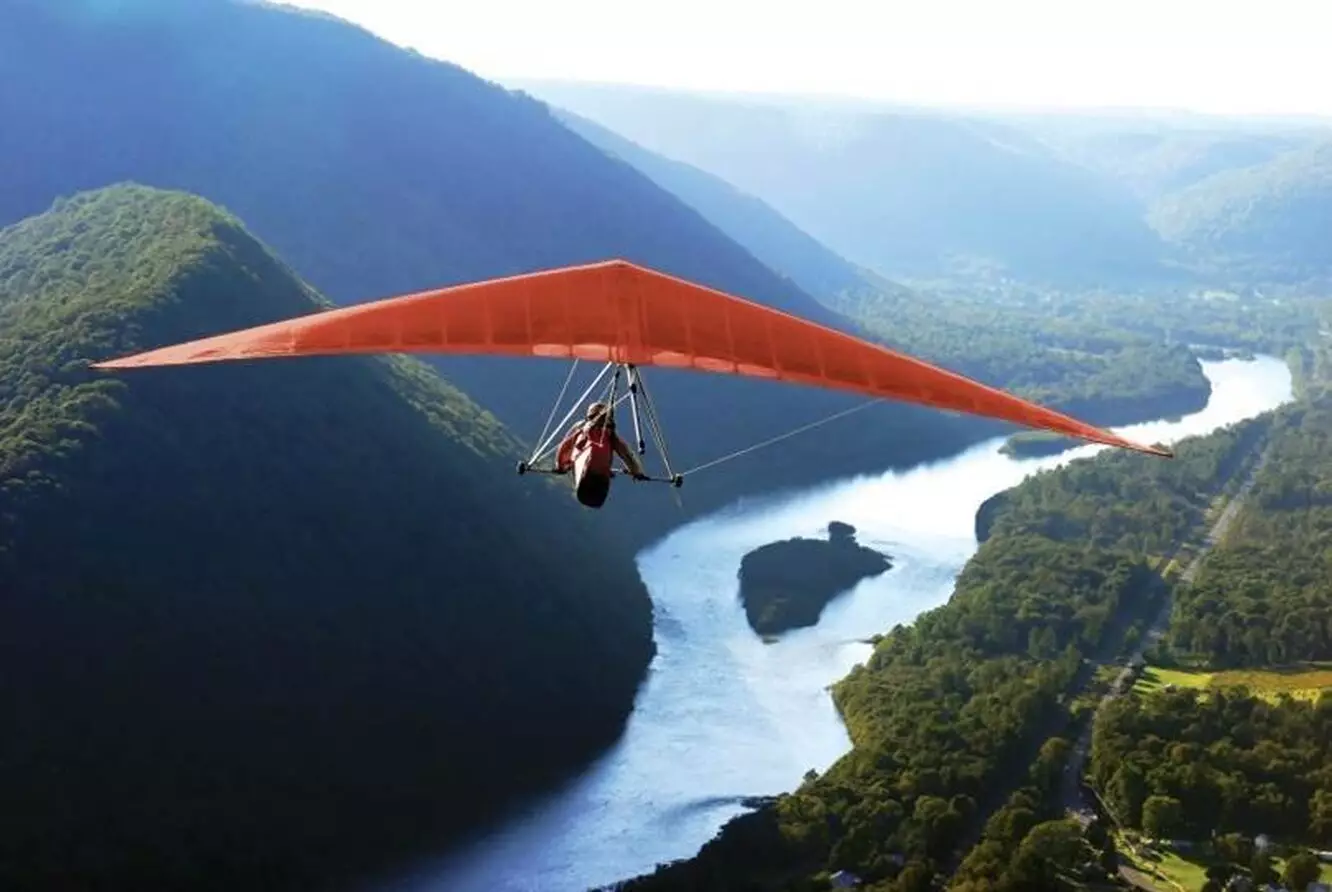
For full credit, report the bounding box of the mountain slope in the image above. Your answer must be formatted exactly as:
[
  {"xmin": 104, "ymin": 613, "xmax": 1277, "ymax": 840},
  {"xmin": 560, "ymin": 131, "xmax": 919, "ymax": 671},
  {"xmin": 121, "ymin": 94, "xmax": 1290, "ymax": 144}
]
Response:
[
  {"xmin": 553, "ymin": 106, "xmax": 1213, "ymax": 431},
  {"xmin": 0, "ymin": 0, "xmax": 997, "ymax": 537},
  {"xmin": 1005, "ymin": 114, "xmax": 1318, "ymax": 201},
  {"xmin": 1146, "ymin": 140, "xmax": 1332, "ymax": 281},
  {"xmin": 514, "ymin": 81, "xmax": 1171, "ymax": 285},
  {"xmin": 553, "ymin": 107, "xmax": 873, "ymax": 300},
  {"xmin": 0, "ymin": 184, "xmax": 654, "ymax": 891}
]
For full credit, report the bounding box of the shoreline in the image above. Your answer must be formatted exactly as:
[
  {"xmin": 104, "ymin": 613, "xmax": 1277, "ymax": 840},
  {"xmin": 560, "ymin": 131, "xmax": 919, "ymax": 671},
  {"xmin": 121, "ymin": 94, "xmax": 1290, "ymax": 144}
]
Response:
[{"xmin": 606, "ymin": 353, "xmax": 1295, "ymax": 891}]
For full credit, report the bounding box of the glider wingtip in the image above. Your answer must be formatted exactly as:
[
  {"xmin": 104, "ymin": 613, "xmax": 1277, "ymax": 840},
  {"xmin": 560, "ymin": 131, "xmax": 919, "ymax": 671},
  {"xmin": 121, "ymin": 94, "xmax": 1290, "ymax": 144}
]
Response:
[
  {"xmin": 90, "ymin": 354, "xmax": 162, "ymax": 371},
  {"xmin": 1138, "ymin": 441, "xmax": 1174, "ymax": 459}
]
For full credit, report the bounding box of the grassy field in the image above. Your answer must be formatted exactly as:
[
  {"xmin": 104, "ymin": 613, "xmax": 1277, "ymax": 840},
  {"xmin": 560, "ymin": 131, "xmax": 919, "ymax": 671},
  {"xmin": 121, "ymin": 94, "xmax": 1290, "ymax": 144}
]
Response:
[
  {"xmin": 1133, "ymin": 662, "xmax": 1332, "ymax": 703},
  {"xmin": 1115, "ymin": 830, "xmax": 1332, "ymax": 891},
  {"xmin": 1113, "ymin": 831, "xmax": 1197, "ymax": 892}
]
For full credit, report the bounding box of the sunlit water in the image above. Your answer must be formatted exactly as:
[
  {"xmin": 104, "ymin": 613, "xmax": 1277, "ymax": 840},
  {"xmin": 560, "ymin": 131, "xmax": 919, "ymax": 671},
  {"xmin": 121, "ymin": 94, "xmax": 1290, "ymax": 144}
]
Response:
[{"xmin": 375, "ymin": 356, "xmax": 1293, "ymax": 892}]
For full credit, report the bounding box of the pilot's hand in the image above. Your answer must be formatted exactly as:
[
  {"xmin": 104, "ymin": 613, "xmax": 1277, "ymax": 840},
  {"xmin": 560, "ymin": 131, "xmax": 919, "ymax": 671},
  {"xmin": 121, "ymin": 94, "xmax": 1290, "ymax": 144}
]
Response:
[{"xmin": 632, "ymin": 472, "xmax": 650, "ymax": 481}]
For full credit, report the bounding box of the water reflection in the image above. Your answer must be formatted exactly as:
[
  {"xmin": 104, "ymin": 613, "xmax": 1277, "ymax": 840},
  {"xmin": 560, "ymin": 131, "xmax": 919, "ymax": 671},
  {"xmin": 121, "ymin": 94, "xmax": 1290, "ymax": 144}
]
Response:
[{"xmin": 381, "ymin": 355, "xmax": 1293, "ymax": 892}]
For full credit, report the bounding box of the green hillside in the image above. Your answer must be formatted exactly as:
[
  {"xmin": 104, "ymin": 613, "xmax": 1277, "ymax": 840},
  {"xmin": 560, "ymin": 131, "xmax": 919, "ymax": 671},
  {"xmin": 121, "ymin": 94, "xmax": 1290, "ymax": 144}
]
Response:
[
  {"xmin": 0, "ymin": 184, "xmax": 654, "ymax": 891},
  {"xmin": 1147, "ymin": 141, "xmax": 1332, "ymax": 281},
  {"xmin": 553, "ymin": 106, "xmax": 872, "ymax": 300},
  {"xmin": 1010, "ymin": 115, "xmax": 1316, "ymax": 201},
  {"xmin": 0, "ymin": 0, "xmax": 1002, "ymax": 538}
]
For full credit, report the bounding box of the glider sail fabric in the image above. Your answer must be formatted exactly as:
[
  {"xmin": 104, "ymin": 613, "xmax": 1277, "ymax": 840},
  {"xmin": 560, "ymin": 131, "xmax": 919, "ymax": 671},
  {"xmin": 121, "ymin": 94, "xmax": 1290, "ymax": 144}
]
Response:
[{"xmin": 93, "ymin": 259, "xmax": 1172, "ymax": 458}]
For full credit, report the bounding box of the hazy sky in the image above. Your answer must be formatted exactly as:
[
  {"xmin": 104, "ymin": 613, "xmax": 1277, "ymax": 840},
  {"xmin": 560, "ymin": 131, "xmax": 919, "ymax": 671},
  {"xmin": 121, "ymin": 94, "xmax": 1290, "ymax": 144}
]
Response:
[{"xmin": 281, "ymin": 0, "xmax": 1332, "ymax": 117}]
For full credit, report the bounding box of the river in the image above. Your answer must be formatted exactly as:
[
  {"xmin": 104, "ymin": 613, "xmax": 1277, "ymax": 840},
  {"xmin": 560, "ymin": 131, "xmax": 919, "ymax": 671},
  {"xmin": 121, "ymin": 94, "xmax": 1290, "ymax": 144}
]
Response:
[{"xmin": 375, "ymin": 354, "xmax": 1293, "ymax": 892}]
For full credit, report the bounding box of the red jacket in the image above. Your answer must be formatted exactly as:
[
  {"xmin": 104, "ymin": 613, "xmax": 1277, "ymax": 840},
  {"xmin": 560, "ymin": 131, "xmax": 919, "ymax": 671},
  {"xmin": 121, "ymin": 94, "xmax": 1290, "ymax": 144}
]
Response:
[{"xmin": 556, "ymin": 421, "xmax": 641, "ymax": 477}]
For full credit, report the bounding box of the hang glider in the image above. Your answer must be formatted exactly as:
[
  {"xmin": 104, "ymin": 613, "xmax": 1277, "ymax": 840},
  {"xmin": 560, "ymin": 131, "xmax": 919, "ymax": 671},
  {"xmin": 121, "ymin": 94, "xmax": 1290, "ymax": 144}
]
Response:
[{"xmin": 92, "ymin": 259, "xmax": 1172, "ymax": 498}]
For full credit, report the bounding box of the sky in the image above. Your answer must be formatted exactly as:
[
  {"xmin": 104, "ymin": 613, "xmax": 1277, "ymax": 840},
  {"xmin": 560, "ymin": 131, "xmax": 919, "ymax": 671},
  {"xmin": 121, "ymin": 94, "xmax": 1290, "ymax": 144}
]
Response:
[{"xmin": 280, "ymin": 0, "xmax": 1332, "ymax": 118}]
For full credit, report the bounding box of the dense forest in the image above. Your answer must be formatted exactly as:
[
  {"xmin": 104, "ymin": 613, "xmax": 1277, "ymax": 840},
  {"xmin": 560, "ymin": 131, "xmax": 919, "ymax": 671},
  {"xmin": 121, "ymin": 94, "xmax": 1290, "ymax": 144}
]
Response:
[
  {"xmin": 828, "ymin": 272, "xmax": 1319, "ymax": 400},
  {"xmin": 1167, "ymin": 392, "xmax": 1332, "ymax": 667},
  {"xmin": 949, "ymin": 783, "xmax": 1106, "ymax": 892},
  {"xmin": 844, "ymin": 299, "xmax": 1213, "ymax": 427},
  {"xmin": 954, "ymin": 340, "xmax": 1332, "ymax": 891},
  {"xmin": 1089, "ymin": 688, "xmax": 1332, "ymax": 847},
  {"xmin": 978, "ymin": 415, "xmax": 1271, "ymax": 554},
  {"xmin": 619, "ymin": 397, "xmax": 1271, "ymax": 890},
  {"xmin": 0, "ymin": 184, "xmax": 656, "ymax": 891}
]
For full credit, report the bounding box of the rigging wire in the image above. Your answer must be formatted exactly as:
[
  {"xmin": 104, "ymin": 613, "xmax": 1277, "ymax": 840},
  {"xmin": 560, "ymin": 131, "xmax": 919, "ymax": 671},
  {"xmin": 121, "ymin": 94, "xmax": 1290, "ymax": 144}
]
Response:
[{"xmin": 678, "ymin": 399, "xmax": 883, "ymax": 477}]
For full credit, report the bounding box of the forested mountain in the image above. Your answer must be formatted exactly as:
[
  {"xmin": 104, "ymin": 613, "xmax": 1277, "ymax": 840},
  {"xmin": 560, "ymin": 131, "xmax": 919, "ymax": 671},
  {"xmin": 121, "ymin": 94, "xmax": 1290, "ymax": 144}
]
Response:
[
  {"xmin": 1147, "ymin": 140, "xmax": 1332, "ymax": 282},
  {"xmin": 0, "ymin": 0, "xmax": 1002, "ymax": 540},
  {"xmin": 524, "ymin": 82, "xmax": 1332, "ymax": 289},
  {"xmin": 553, "ymin": 104, "xmax": 1214, "ymax": 430},
  {"xmin": 513, "ymin": 81, "xmax": 1172, "ymax": 285},
  {"xmin": 0, "ymin": 184, "xmax": 655, "ymax": 891},
  {"xmin": 1009, "ymin": 115, "xmax": 1319, "ymax": 202},
  {"xmin": 993, "ymin": 114, "xmax": 1332, "ymax": 285},
  {"xmin": 552, "ymin": 107, "xmax": 874, "ymax": 300}
]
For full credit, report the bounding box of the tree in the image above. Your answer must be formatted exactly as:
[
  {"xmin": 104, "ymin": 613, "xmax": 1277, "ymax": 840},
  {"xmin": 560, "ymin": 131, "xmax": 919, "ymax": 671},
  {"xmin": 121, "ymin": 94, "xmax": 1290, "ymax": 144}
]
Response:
[
  {"xmin": 1029, "ymin": 626, "xmax": 1059, "ymax": 659},
  {"xmin": 1251, "ymin": 850, "xmax": 1275, "ymax": 886},
  {"xmin": 894, "ymin": 862, "xmax": 933, "ymax": 892},
  {"xmin": 1214, "ymin": 831, "xmax": 1254, "ymax": 865},
  {"xmin": 1105, "ymin": 761, "xmax": 1147, "ymax": 825},
  {"xmin": 1310, "ymin": 788, "xmax": 1332, "ymax": 844},
  {"xmin": 1097, "ymin": 830, "xmax": 1119, "ymax": 876},
  {"xmin": 913, "ymin": 795, "xmax": 962, "ymax": 861},
  {"xmin": 1282, "ymin": 850, "xmax": 1320, "ymax": 891},
  {"xmin": 1031, "ymin": 737, "xmax": 1072, "ymax": 793},
  {"xmin": 1017, "ymin": 820, "xmax": 1087, "ymax": 872},
  {"xmin": 1142, "ymin": 795, "xmax": 1184, "ymax": 840}
]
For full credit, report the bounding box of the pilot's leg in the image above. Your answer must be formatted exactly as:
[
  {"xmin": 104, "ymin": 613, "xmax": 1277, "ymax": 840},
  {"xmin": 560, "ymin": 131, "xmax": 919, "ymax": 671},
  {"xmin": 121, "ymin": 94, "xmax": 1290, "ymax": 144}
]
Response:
[{"xmin": 575, "ymin": 469, "xmax": 611, "ymax": 508}]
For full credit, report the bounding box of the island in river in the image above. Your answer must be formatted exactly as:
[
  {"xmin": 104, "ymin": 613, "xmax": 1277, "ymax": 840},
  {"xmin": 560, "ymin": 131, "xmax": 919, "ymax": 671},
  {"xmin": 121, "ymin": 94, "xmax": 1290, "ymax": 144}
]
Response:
[{"xmin": 737, "ymin": 521, "xmax": 892, "ymax": 638}]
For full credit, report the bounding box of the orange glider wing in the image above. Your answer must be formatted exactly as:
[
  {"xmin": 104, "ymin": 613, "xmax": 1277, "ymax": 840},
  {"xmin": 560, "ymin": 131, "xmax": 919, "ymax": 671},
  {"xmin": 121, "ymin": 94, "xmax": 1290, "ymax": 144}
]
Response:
[{"xmin": 92, "ymin": 259, "xmax": 1173, "ymax": 458}]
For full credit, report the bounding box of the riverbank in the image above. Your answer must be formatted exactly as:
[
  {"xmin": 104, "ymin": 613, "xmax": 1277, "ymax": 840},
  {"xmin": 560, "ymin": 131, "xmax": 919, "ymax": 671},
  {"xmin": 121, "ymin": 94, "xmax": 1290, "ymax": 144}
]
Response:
[
  {"xmin": 614, "ymin": 355, "xmax": 1295, "ymax": 891},
  {"xmin": 1001, "ymin": 375, "xmax": 1215, "ymax": 459},
  {"xmin": 374, "ymin": 355, "xmax": 1293, "ymax": 892}
]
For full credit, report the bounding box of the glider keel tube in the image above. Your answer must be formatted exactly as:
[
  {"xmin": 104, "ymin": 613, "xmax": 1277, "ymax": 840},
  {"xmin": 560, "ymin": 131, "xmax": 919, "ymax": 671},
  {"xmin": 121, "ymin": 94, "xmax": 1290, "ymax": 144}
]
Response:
[{"xmin": 91, "ymin": 259, "xmax": 1173, "ymax": 459}]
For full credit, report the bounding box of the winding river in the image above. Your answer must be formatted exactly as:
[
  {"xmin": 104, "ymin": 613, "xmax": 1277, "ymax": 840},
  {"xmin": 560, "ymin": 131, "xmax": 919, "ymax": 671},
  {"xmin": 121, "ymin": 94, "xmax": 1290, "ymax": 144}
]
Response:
[{"xmin": 377, "ymin": 354, "xmax": 1294, "ymax": 892}]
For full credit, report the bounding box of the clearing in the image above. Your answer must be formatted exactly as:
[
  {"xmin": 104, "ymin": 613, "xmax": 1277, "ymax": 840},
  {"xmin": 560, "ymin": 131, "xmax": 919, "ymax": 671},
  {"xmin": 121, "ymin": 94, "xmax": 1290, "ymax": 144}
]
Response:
[{"xmin": 1133, "ymin": 662, "xmax": 1332, "ymax": 704}]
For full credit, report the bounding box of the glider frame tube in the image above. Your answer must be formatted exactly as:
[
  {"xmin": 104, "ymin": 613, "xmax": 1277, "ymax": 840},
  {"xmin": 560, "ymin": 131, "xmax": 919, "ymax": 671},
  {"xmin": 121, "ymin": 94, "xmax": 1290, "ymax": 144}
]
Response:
[{"xmin": 519, "ymin": 360, "xmax": 685, "ymax": 489}]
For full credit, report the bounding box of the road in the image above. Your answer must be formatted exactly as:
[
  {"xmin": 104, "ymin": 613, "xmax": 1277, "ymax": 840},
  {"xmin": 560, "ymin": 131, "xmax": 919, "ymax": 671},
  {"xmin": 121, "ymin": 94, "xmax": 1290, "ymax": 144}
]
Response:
[{"xmin": 1059, "ymin": 443, "xmax": 1273, "ymax": 827}]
